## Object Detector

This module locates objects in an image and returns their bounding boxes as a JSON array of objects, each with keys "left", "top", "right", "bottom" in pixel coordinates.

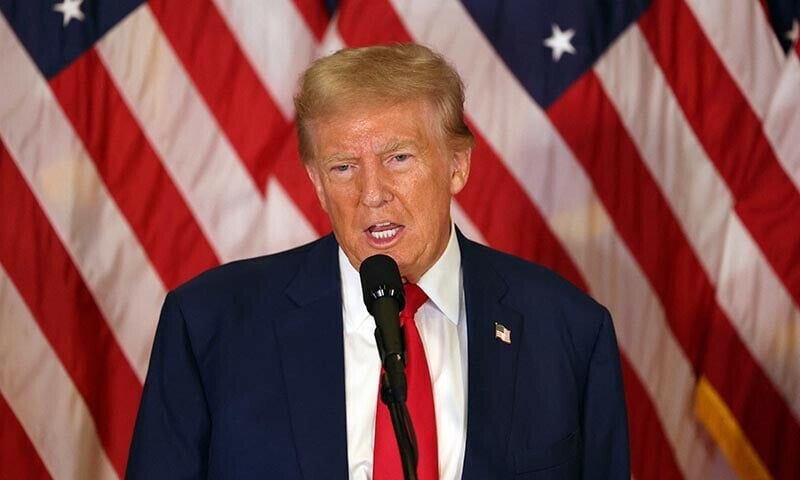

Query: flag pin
[{"left": 494, "top": 322, "right": 511, "bottom": 344}]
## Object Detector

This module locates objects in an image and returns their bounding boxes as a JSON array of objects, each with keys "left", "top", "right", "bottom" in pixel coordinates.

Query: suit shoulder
[
  {"left": 171, "top": 235, "right": 329, "bottom": 309},
  {"left": 468, "top": 240, "right": 602, "bottom": 313}
]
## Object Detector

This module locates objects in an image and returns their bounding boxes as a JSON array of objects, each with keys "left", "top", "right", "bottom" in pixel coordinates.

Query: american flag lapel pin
[{"left": 494, "top": 322, "right": 511, "bottom": 344}]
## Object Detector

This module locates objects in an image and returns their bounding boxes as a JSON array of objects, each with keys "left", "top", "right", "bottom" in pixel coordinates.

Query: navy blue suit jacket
[{"left": 126, "top": 232, "right": 629, "bottom": 479}]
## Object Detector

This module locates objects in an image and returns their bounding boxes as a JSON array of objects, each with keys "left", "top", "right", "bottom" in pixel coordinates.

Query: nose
[{"left": 359, "top": 160, "right": 393, "bottom": 208}]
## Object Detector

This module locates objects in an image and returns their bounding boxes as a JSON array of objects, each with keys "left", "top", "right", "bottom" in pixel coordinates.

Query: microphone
[
  {"left": 360, "top": 254, "right": 419, "bottom": 480},
  {"left": 359, "top": 254, "right": 407, "bottom": 403}
]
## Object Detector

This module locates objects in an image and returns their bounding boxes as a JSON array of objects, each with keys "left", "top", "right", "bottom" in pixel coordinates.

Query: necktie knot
[{"left": 402, "top": 283, "right": 428, "bottom": 320}]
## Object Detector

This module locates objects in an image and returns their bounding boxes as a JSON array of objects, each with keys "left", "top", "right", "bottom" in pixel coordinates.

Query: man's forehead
[
  {"left": 311, "top": 102, "right": 439, "bottom": 162},
  {"left": 312, "top": 98, "right": 436, "bottom": 131},
  {"left": 377, "top": 138, "right": 425, "bottom": 154}
]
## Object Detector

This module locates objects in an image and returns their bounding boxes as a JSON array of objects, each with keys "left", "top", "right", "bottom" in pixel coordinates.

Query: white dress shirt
[{"left": 340, "top": 225, "right": 468, "bottom": 479}]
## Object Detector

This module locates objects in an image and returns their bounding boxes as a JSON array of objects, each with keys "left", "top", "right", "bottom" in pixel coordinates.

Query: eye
[
  {"left": 328, "top": 163, "right": 356, "bottom": 181},
  {"left": 393, "top": 154, "right": 411, "bottom": 162}
]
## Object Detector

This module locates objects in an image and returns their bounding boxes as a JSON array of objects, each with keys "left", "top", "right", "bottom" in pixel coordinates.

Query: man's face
[{"left": 305, "top": 100, "right": 471, "bottom": 282}]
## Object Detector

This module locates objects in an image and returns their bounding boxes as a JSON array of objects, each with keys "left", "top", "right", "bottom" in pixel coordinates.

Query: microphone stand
[{"left": 376, "top": 331, "right": 418, "bottom": 480}]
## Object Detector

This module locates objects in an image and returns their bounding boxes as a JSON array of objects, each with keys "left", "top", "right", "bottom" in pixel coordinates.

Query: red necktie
[{"left": 373, "top": 283, "right": 439, "bottom": 479}]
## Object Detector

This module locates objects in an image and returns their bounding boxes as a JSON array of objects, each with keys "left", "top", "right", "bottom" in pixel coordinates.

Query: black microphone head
[{"left": 359, "top": 254, "right": 405, "bottom": 315}]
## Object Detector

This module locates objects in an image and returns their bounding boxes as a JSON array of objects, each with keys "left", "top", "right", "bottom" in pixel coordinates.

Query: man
[{"left": 127, "top": 43, "right": 629, "bottom": 479}]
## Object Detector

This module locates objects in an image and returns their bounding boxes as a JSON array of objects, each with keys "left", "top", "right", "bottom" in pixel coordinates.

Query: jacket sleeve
[
  {"left": 581, "top": 307, "right": 630, "bottom": 479},
  {"left": 126, "top": 292, "right": 211, "bottom": 479}
]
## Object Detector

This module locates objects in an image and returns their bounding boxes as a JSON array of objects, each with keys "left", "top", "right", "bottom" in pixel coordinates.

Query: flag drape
[{"left": 0, "top": 1, "right": 798, "bottom": 478}]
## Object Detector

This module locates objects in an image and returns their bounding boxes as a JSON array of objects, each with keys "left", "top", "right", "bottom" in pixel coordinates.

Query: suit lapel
[
  {"left": 458, "top": 233, "right": 524, "bottom": 479},
  {"left": 273, "top": 235, "right": 349, "bottom": 480}
]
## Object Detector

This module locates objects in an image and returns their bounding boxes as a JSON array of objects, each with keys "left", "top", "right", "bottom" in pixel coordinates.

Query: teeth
[
  {"left": 369, "top": 227, "right": 400, "bottom": 240},
  {"left": 374, "top": 222, "right": 391, "bottom": 227}
]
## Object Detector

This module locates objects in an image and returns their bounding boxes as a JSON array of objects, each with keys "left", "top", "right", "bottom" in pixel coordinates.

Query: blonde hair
[{"left": 294, "top": 43, "right": 475, "bottom": 162}]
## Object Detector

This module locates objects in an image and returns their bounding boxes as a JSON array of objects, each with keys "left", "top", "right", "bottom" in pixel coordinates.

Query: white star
[
  {"left": 53, "top": 0, "right": 85, "bottom": 27},
  {"left": 787, "top": 20, "right": 799, "bottom": 45},
  {"left": 543, "top": 24, "right": 576, "bottom": 62}
]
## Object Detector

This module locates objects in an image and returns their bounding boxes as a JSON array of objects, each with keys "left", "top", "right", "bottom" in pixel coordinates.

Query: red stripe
[
  {"left": 620, "top": 358, "right": 682, "bottom": 480},
  {"left": 148, "top": 0, "right": 331, "bottom": 235},
  {"left": 335, "top": 2, "right": 684, "bottom": 478},
  {"left": 639, "top": 0, "right": 800, "bottom": 309},
  {"left": 48, "top": 49, "right": 219, "bottom": 289},
  {"left": 547, "top": 70, "right": 800, "bottom": 479},
  {"left": 0, "top": 142, "right": 141, "bottom": 477},
  {"left": 0, "top": 393, "right": 51, "bottom": 480},
  {"left": 292, "top": 0, "right": 330, "bottom": 41},
  {"left": 337, "top": 0, "right": 413, "bottom": 46}
]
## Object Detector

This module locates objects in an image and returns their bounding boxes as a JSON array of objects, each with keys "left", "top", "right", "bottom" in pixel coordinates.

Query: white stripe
[
  {"left": 764, "top": 51, "right": 800, "bottom": 192},
  {"left": 451, "top": 202, "right": 487, "bottom": 246},
  {"left": 595, "top": 24, "right": 800, "bottom": 418},
  {"left": 263, "top": 176, "right": 318, "bottom": 253},
  {"left": 0, "top": 14, "right": 164, "bottom": 382},
  {"left": 684, "top": 0, "right": 800, "bottom": 191},
  {"left": 683, "top": 0, "right": 784, "bottom": 119},
  {"left": 320, "top": 14, "right": 346, "bottom": 53},
  {"left": 96, "top": 5, "right": 274, "bottom": 262},
  {"left": 211, "top": 0, "right": 319, "bottom": 118},
  {"left": 388, "top": 1, "right": 717, "bottom": 477},
  {"left": 0, "top": 267, "right": 118, "bottom": 480},
  {"left": 707, "top": 450, "right": 739, "bottom": 480}
]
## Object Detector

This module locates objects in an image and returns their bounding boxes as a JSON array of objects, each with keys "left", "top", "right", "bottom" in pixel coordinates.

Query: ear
[
  {"left": 449, "top": 148, "right": 471, "bottom": 195},
  {"left": 305, "top": 163, "right": 329, "bottom": 213}
]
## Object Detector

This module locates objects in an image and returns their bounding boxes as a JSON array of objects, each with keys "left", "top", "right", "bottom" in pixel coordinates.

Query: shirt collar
[
  {"left": 340, "top": 247, "right": 370, "bottom": 332},
  {"left": 339, "top": 223, "right": 462, "bottom": 331}
]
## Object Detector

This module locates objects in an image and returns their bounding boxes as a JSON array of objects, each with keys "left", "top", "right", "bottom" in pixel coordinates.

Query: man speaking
[{"left": 126, "top": 43, "right": 629, "bottom": 479}]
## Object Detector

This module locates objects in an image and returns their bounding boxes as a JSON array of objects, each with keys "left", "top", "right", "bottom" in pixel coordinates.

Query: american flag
[
  {"left": 494, "top": 322, "right": 511, "bottom": 345},
  {"left": 0, "top": 0, "right": 798, "bottom": 478}
]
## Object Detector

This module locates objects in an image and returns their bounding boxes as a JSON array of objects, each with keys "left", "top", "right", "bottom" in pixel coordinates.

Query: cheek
[
  {"left": 321, "top": 184, "right": 360, "bottom": 224},
  {"left": 403, "top": 178, "right": 452, "bottom": 223}
]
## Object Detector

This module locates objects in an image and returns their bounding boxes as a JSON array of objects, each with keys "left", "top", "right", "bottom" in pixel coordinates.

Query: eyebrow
[
  {"left": 376, "top": 139, "right": 423, "bottom": 156},
  {"left": 319, "top": 139, "right": 425, "bottom": 165},
  {"left": 320, "top": 152, "right": 357, "bottom": 165}
]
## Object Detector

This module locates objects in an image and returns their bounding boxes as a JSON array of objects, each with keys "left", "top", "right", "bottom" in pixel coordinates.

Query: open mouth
[{"left": 365, "top": 222, "right": 404, "bottom": 246}]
